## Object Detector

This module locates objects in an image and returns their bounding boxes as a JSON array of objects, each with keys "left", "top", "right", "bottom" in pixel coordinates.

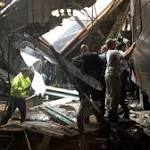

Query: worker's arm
[{"left": 122, "top": 42, "right": 136, "bottom": 59}]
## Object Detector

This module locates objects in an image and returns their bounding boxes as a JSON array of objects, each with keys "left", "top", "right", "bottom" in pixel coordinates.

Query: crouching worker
[
  {"left": 72, "top": 50, "right": 106, "bottom": 133},
  {"left": 0, "top": 67, "right": 33, "bottom": 125}
]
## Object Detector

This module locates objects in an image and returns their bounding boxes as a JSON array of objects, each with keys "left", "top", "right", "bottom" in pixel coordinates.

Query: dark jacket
[{"left": 72, "top": 52, "right": 106, "bottom": 81}]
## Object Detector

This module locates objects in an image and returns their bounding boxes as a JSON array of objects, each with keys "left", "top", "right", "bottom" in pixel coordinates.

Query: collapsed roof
[
  {"left": 0, "top": 0, "right": 96, "bottom": 75},
  {"left": 0, "top": 0, "right": 131, "bottom": 79},
  {"left": 0, "top": 0, "right": 96, "bottom": 35}
]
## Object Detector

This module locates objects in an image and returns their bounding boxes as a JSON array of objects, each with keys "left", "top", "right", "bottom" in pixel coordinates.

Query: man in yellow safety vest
[{"left": 1, "top": 67, "right": 33, "bottom": 124}]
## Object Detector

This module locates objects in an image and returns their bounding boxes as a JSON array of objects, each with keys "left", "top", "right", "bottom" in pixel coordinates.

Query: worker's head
[
  {"left": 117, "top": 42, "right": 126, "bottom": 52},
  {"left": 100, "top": 44, "right": 108, "bottom": 53},
  {"left": 20, "top": 67, "right": 31, "bottom": 78},
  {"left": 80, "top": 44, "right": 89, "bottom": 53},
  {"left": 105, "top": 38, "right": 116, "bottom": 50}
]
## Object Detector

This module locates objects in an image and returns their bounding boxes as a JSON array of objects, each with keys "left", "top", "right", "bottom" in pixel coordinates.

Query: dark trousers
[
  {"left": 1, "top": 96, "right": 26, "bottom": 124},
  {"left": 105, "top": 75, "right": 121, "bottom": 122},
  {"left": 77, "top": 82, "right": 105, "bottom": 132},
  {"left": 120, "top": 71, "right": 129, "bottom": 118}
]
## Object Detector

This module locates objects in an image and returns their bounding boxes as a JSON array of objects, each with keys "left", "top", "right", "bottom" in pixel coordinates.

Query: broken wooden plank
[
  {"left": 18, "top": 123, "right": 66, "bottom": 138},
  {"left": 34, "top": 37, "right": 102, "bottom": 91},
  {"left": 39, "top": 106, "right": 75, "bottom": 125}
]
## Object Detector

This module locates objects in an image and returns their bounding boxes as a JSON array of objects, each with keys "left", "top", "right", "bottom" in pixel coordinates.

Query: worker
[
  {"left": 0, "top": 67, "right": 33, "bottom": 124},
  {"left": 42, "top": 60, "right": 53, "bottom": 85},
  {"left": 80, "top": 44, "right": 89, "bottom": 54},
  {"left": 73, "top": 44, "right": 106, "bottom": 132},
  {"left": 105, "top": 38, "right": 136, "bottom": 123},
  {"left": 117, "top": 42, "right": 130, "bottom": 119}
]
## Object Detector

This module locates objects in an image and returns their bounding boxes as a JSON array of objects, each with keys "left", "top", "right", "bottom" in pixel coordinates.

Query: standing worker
[
  {"left": 118, "top": 42, "right": 130, "bottom": 119},
  {"left": 0, "top": 67, "right": 33, "bottom": 124},
  {"left": 105, "top": 38, "right": 136, "bottom": 123}
]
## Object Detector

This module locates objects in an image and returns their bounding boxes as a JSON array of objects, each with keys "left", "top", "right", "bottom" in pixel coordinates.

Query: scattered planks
[{"left": 39, "top": 106, "right": 75, "bottom": 125}]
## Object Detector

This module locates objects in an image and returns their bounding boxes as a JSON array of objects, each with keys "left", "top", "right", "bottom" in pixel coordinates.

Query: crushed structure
[{"left": 0, "top": 0, "right": 150, "bottom": 150}]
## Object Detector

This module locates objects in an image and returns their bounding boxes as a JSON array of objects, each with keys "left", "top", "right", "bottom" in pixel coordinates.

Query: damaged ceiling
[
  {"left": 0, "top": 0, "right": 131, "bottom": 82},
  {"left": 0, "top": 0, "right": 96, "bottom": 35},
  {"left": 0, "top": 0, "right": 97, "bottom": 76},
  {"left": 60, "top": 0, "right": 130, "bottom": 58}
]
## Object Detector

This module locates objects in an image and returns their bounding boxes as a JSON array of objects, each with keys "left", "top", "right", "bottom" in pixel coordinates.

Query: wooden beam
[
  {"left": 107, "top": 0, "right": 130, "bottom": 38},
  {"left": 39, "top": 106, "right": 75, "bottom": 125},
  {"left": 39, "top": 38, "right": 102, "bottom": 91}
]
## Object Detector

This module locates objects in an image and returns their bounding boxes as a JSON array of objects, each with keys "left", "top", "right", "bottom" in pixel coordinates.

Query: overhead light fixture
[
  {"left": 0, "top": 1, "right": 5, "bottom": 7},
  {"left": 51, "top": 10, "right": 59, "bottom": 17}
]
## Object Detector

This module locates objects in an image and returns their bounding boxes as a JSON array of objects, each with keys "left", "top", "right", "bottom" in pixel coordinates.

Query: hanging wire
[
  {"left": 94, "top": 4, "right": 97, "bottom": 17},
  {"left": 82, "top": 8, "right": 94, "bottom": 21},
  {"left": 71, "top": 1, "right": 94, "bottom": 22}
]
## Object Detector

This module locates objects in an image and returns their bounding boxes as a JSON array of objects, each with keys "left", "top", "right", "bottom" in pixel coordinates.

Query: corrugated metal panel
[{"left": 132, "top": 0, "right": 150, "bottom": 96}]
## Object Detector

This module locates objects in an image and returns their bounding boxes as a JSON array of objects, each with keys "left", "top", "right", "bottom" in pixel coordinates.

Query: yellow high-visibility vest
[{"left": 11, "top": 72, "right": 31, "bottom": 98}]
